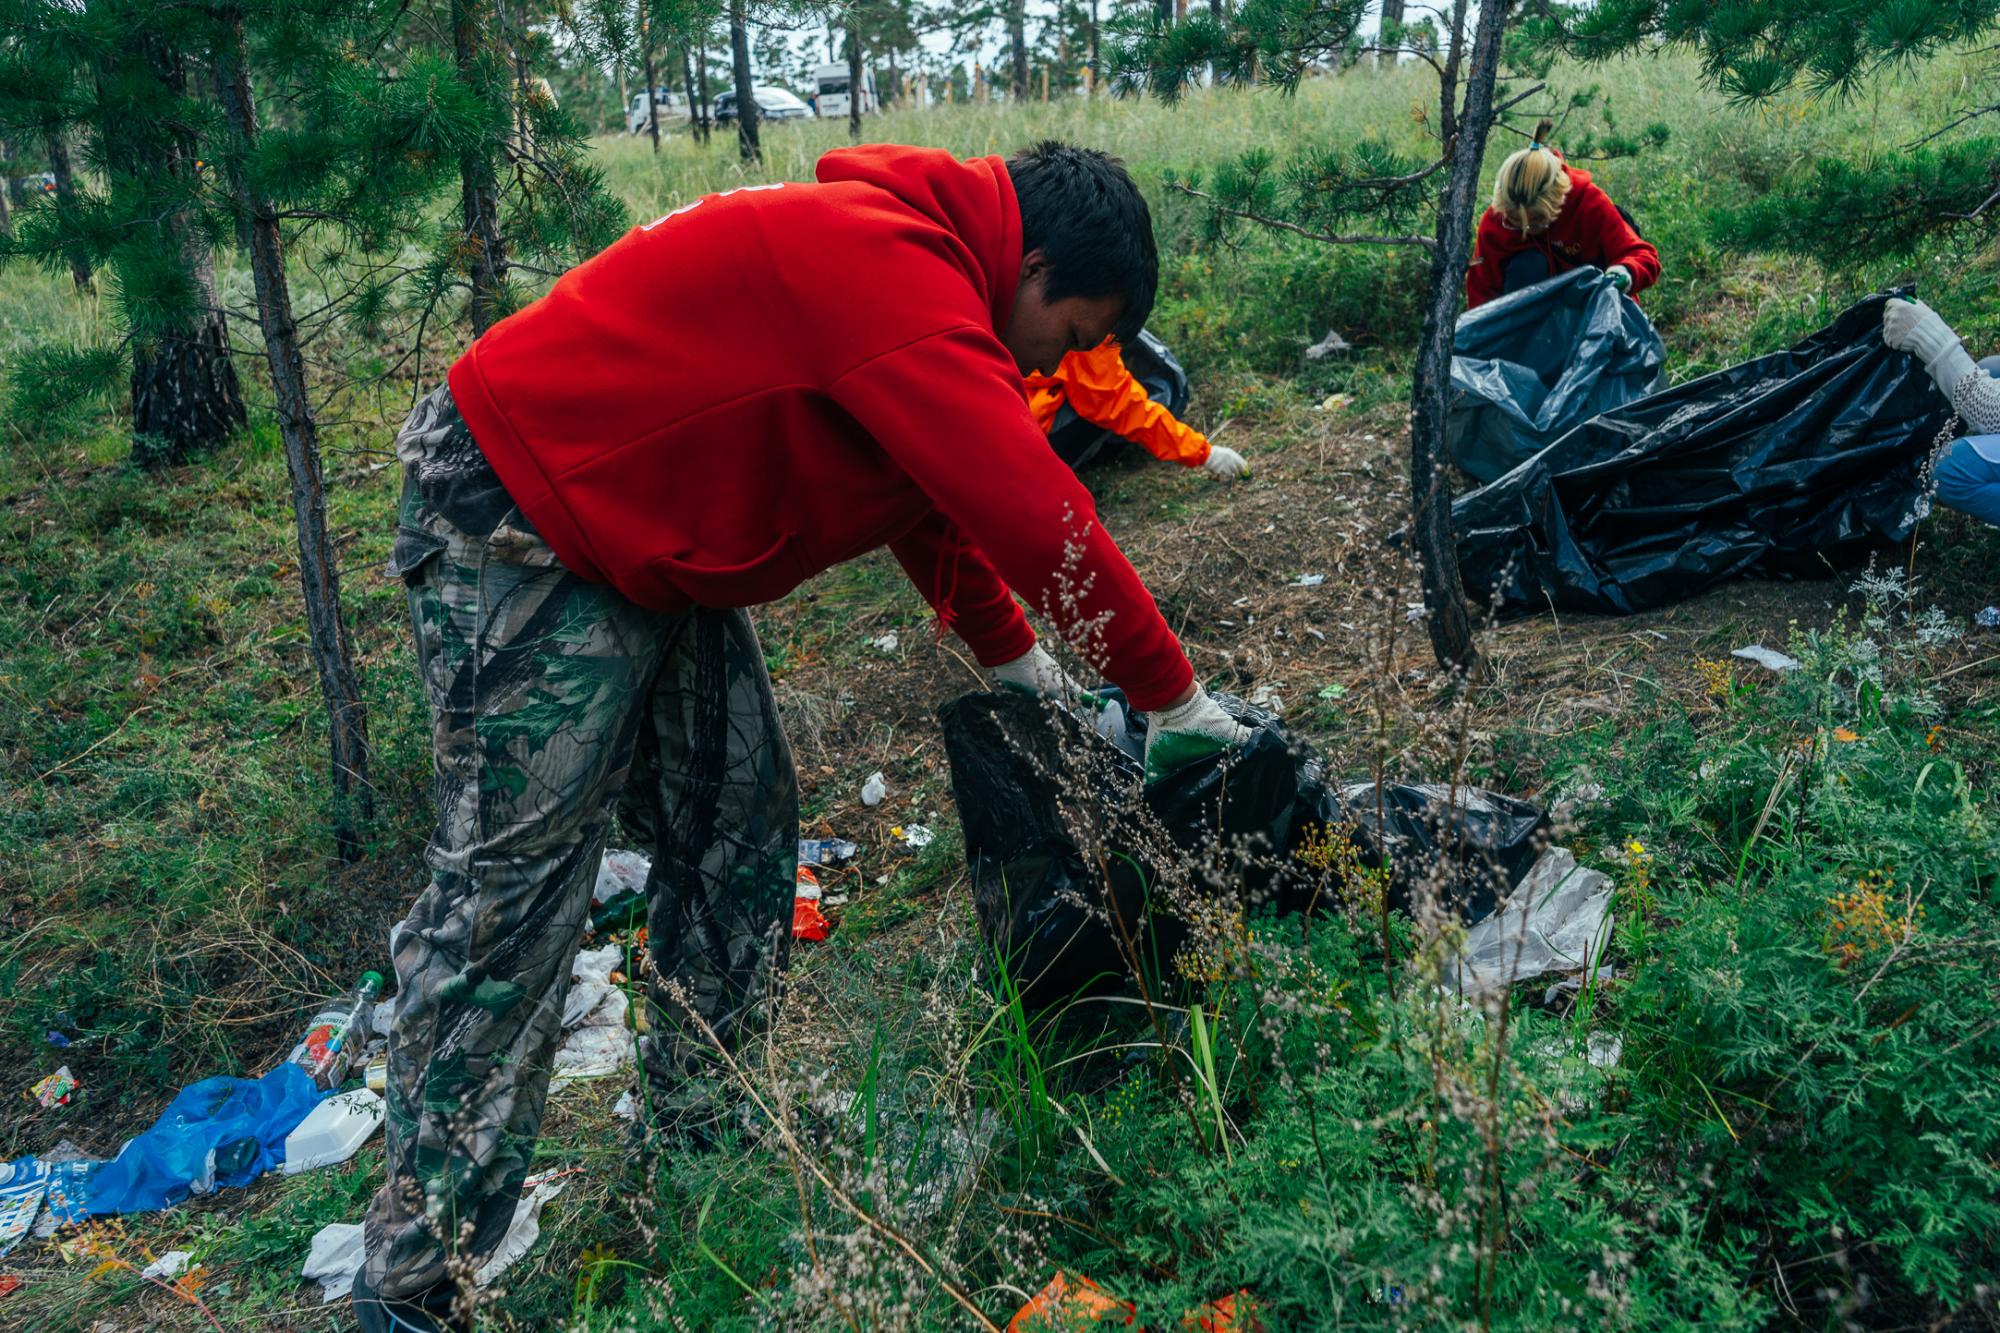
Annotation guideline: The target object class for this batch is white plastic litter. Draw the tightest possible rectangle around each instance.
[1444,848,1614,997]
[303,1222,364,1302]
[1305,329,1351,361]
[592,848,652,907]
[613,1090,637,1121]
[473,1172,570,1287]
[283,1089,386,1175]
[1587,1032,1624,1069]
[871,631,899,653]
[898,824,934,850]
[1731,644,1801,672]
[142,1250,192,1281]
[303,1172,570,1302]
[861,772,888,806]
[1246,684,1285,714]
[553,1025,635,1084]
[1291,574,1326,587]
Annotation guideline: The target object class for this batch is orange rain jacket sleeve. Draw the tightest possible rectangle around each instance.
[1024,339,1211,467]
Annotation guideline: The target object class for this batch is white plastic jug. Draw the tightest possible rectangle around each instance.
[282,1089,386,1175]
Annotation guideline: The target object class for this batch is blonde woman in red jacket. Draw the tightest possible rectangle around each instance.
[1466,123,1661,308]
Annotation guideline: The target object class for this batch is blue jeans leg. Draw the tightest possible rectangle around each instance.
[1935,435,2000,527]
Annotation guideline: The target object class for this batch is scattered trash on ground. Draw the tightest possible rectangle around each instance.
[141,1250,193,1281]
[552,942,634,1086]
[861,771,888,806]
[1444,848,1615,997]
[1317,683,1348,701]
[792,866,832,942]
[871,631,899,653]
[590,847,653,929]
[1305,328,1350,361]
[45,1032,69,1050]
[282,1089,385,1176]
[894,823,934,850]
[1977,606,2000,629]
[798,837,858,867]
[1447,291,1952,617]
[85,1063,323,1215]
[27,1067,77,1110]
[0,1275,19,1299]
[304,1168,577,1302]
[1007,1270,1259,1331]
[363,1055,388,1094]
[943,688,1549,1009]
[612,1090,637,1121]
[1316,392,1354,412]
[1245,684,1285,713]
[1731,644,1801,673]
[1587,1032,1625,1069]
[287,971,384,1091]
[1449,268,1665,483]
[302,1222,363,1302]
[1290,573,1325,586]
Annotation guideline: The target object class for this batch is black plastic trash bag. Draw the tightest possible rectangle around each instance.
[1453,290,1951,618]
[1449,268,1667,484]
[1046,328,1191,470]
[939,688,1547,1008]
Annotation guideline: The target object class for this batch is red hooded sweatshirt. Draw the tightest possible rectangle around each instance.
[447,145,1194,709]
[1464,163,1660,308]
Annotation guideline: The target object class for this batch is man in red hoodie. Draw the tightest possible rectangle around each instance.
[354,142,1245,1331]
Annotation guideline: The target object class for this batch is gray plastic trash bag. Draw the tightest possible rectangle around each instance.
[1448,268,1666,483]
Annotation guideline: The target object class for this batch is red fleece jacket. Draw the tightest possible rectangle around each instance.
[1465,164,1660,308]
[447,145,1193,709]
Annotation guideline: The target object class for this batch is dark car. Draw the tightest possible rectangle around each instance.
[712,86,814,126]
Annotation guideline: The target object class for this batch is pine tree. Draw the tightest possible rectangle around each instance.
[1,0,248,464]
[729,0,761,161]
[1116,0,1549,671]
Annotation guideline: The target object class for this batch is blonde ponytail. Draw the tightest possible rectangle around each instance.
[1492,119,1570,231]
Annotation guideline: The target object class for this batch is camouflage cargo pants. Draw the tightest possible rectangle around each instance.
[363,386,798,1300]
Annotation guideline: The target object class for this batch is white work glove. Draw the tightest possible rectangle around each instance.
[989,643,1094,705]
[1882,297,2000,430]
[1202,444,1249,479]
[1604,264,1632,293]
[1143,687,1252,782]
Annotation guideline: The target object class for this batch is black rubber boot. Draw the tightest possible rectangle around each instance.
[351,1264,468,1333]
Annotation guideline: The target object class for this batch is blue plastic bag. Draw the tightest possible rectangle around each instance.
[85,1063,324,1215]
[1448,268,1667,483]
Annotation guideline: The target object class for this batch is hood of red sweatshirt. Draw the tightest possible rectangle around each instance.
[815,144,1022,338]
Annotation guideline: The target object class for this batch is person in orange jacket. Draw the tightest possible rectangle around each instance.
[1026,336,1250,478]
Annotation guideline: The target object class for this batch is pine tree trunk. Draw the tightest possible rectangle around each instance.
[888,48,898,106]
[1088,0,1099,95]
[0,163,11,238]
[453,0,507,334]
[1008,0,1027,100]
[104,37,245,463]
[213,15,373,858]
[616,59,628,130]
[641,7,662,152]
[847,20,863,140]
[1405,0,1507,675]
[729,0,760,163]
[682,46,703,141]
[696,40,712,143]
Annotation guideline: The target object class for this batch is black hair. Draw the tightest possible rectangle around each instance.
[1006,141,1158,342]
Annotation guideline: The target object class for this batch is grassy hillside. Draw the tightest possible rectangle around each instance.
[2,47,1998,1331]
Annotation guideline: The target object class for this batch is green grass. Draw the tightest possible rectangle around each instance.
[5,43,2000,1332]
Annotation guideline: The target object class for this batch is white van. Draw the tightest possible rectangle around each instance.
[814,63,877,119]
[627,88,688,135]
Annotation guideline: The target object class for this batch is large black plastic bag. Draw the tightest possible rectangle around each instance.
[938,689,1548,1008]
[1046,328,1191,470]
[1449,268,1667,483]
[1453,290,1951,618]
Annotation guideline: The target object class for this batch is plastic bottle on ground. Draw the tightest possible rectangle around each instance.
[286,972,386,1091]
